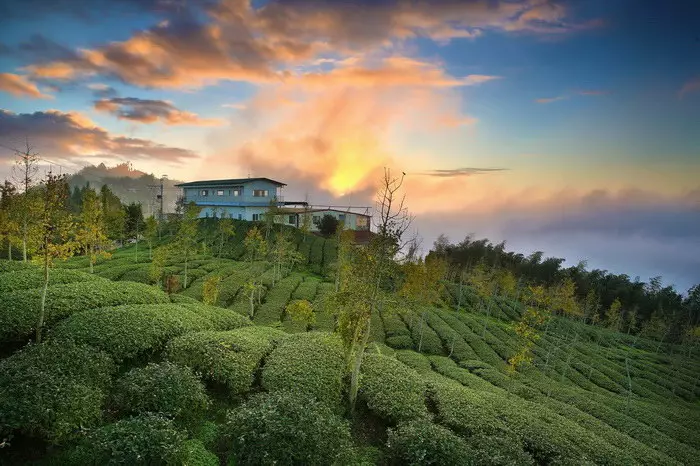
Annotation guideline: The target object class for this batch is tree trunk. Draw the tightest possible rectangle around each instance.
[22,221,27,262]
[248,290,255,319]
[219,235,224,257]
[183,251,189,289]
[89,249,94,274]
[8,241,12,261]
[349,317,372,414]
[457,279,463,312]
[135,236,138,263]
[418,311,425,353]
[36,252,49,343]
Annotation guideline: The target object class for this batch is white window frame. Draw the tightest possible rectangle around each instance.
[200,189,208,196]
[216,190,225,196]
[252,213,260,221]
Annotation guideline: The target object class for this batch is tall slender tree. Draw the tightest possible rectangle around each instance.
[35,172,75,343]
[76,187,110,273]
[175,202,200,289]
[11,139,40,262]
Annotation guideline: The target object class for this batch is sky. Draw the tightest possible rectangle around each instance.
[0,0,699,290]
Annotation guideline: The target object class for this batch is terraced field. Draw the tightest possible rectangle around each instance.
[1,249,698,464]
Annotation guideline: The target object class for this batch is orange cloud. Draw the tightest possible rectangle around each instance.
[94,97,224,126]
[0,73,52,99]
[290,56,500,89]
[0,109,198,164]
[24,1,594,89]
[201,55,489,197]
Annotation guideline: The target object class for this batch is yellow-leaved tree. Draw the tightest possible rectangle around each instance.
[76,187,111,273]
[34,172,76,343]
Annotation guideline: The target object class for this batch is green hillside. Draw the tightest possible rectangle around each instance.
[1,234,698,465]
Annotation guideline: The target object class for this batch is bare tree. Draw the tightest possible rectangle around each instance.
[335,168,414,413]
[11,138,41,262]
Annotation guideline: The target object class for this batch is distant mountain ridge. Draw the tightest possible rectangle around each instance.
[67,163,183,215]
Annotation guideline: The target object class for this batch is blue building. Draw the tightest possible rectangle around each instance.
[175,177,286,221]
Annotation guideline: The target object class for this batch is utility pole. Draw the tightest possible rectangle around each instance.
[148,174,167,240]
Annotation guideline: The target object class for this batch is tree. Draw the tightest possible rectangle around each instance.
[285,299,315,330]
[269,229,302,284]
[244,226,267,262]
[334,168,412,413]
[144,216,158,260]
[217,216,235,257]
[262,198,281,241]
[75,187,110,273]
[0,181,20,260]
[202,275,221,305]
[299,202,312,243]
[34,172,75,343]
[508,308,548,374]
[101,185,125,243]
[399,256,447,352]
[11,139,40,262]
[243,279,264,319]
[318,214,339,237]
[124,202,144,262]
[175,202,200,289]
[606,298,623,332]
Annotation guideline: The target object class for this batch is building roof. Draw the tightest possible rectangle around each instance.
[175,177,286,188]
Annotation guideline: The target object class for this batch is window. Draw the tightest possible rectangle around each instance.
[313,215,320,225]
[238,214,242,220]
[252,213,260,221]
[253,189,269,197]
[288,215,295,224]
[205,211,209,218]
[233,188,242,196]
[217,190,224,196]
[339,214,346,222]
[200,189,208,196]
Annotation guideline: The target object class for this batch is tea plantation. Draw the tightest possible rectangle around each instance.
[1,243,698,465]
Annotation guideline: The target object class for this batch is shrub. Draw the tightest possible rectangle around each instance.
[1,280,169,343]
[359,354,429,424]
[262,332,345,408]
[386,421,474,466]
[386,334,415,350]
[177,302,251,331]
[466,433,535,466]
[177,439,219,466]
[253,274,303,325]
[222,391,353,465]
[0,259,35,273]
[51,304,213,362]
[112,362,210,427]
[396,350,433,374]
[0,342,114,442]
[0,268,103,293]
[67,414,186,465]
[166,326,286,395]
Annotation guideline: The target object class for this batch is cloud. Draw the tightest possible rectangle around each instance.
[291,56,500,88]
[679,76,700,97]
[23,0,595,89]
[201,54,488,196]
[417,167,508,177]
[535,95,568,104]
[0,0,215,19]
[535,89,607,103]
[0,73,52,99]
[0,109,198,163]
[87,83,118,98]
[222,103,247,109]
[94,97,224,125]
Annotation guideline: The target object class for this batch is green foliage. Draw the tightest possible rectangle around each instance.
[395,350,433,374]
[0,267,103,293]
[166,326,286,395]
[0,258,34,272]
[112,362,210,427]
[51,304,213,362]
[0,280,169,343]
[359,354,429,424]
[253,273,303,325]
[178,439,219,466]
[222,390,353,465]
[318,214,339,237]
[386,421,474,466]
[0,342,114,442]
[262,332,345,408]
[201,275,221,305]
[67,414,186,465]
[176,302,251,331]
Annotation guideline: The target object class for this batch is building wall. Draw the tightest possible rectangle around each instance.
[183,179,282,207]
[304,210,370,231]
